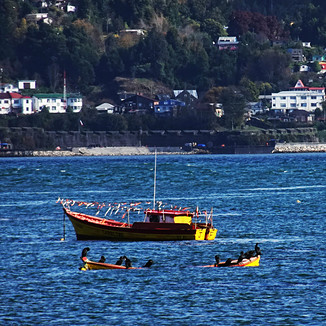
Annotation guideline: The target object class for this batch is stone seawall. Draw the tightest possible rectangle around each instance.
[32,146,187,157]
[31,143,326,156]
[273,143,326,153]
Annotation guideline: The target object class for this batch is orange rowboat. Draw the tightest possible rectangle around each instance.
[80,257,141,270]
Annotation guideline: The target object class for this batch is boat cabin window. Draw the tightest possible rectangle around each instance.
[149,215,160,223]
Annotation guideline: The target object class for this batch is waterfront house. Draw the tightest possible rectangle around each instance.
[174,90,198,110]
[0,93,11,114]
[95,102,115,114]
[121,94,155,114]
[33,93,82,113]
[154,99,185,116]
[271,80,325,113]
[11,93,33,114]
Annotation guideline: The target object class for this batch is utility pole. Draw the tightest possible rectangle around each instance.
[63,70,67,112]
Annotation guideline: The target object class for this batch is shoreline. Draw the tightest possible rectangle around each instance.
[2,143,326,157]
[29,143,326,156]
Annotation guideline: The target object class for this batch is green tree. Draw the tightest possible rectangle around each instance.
[220,87,246,129]
[0,0,18,59]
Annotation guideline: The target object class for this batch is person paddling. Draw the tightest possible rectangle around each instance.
[81,247,90,260]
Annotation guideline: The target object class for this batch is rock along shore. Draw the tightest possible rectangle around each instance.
[30,143,326,157]
[32,146,189,157]
[273,143,326,153]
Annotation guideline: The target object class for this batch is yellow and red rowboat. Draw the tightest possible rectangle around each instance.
[201,255,260,267]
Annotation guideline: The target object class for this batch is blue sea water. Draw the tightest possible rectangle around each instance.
[0,153,325,325]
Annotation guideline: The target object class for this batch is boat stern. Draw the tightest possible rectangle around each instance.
[205,228,217,240]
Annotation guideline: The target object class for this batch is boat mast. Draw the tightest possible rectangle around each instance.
[153,149,157,209]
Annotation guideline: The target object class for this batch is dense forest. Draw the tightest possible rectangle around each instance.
[1,0,326,134]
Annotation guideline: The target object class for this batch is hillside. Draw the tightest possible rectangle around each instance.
[1,0,326,100]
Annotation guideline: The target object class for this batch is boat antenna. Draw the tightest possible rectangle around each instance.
[153,149,157,209]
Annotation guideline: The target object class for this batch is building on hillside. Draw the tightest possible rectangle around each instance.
[33,93,82,113]
[10,93,33,114]
[26,13,53,25]
[121,94,155,114]
[196,102,224,118]
[312,55,326,62]
[302,42,311,48]
[95,102,115,114]
[18,80,36,90]
[271,80,325,113]
[287,48,305,62]
[289,109,315,122]
[217,36,239,50]
[318,62,326,73]
[0,93,11,114]
[0,93,33,114]
[154,99,185,116]
[119,29,146,36]
[0,83,19,93]
[173,90,198,110]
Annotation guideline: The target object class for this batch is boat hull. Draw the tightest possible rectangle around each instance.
[81,257,139,270]
[65,208,215,241]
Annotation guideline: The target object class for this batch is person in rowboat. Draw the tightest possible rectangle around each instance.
[143,259,154,268]
[255,243,262,256]
[237,251,245,263]
[115,256,124,265]
[81,247,90,260]
[124,256,132,269]
[98,255,106,263]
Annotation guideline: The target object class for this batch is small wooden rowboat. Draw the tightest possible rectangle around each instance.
[64,207,217,241]
[201,255,260,267]
[80,257,141,270]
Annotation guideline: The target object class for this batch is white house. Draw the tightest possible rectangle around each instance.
[33,93,82,113]
[67,94,83,112]
[11,93,33,114]
[0,93,33,114]
[0,83,19,93]
[0,93,11,114]
[271,80,325,113]
[217,36,239,50]
[96,102,115,114]
[26,13,53,25]
[18,80,36,90]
